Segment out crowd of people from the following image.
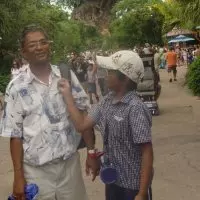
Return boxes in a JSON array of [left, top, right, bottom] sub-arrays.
[[134, 43, 200, 83], [10, 42, 200, 101]]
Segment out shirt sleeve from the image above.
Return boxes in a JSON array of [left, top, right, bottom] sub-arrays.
[[129, 103, 152, 144], [0, 85, 24, 138], [70, 70, 90, 111]]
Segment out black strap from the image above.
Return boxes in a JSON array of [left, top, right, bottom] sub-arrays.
[[59, 62, 71, 83]]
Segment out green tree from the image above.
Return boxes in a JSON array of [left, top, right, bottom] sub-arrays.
[[56, 0, 117, 31], [110, 0, 164, 47], [176, 0, 200, 28], [155, 0, 200, 31], [0, 0, 102, 65], [154, 0, 182, 33]]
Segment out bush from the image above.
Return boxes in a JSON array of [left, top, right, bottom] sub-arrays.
[[0, 75, 10, 93], [187, 57, 200, 96]]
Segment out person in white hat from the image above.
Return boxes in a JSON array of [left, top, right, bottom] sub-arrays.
[[58, 50, 154, 200]]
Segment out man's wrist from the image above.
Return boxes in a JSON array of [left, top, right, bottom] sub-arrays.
[[87, 145, 95, 150], [138, 190, 148, 197], [87, 148, 98, 159], [14, 168, 24, 178], [87, 149, 104, 159], [63, 93, 74, 105]]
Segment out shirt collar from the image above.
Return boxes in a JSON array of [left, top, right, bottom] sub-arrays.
[[26, 64, 61, 84], [109, 91, 136, 104]]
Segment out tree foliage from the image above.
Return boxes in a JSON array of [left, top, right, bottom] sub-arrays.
[[177, 0, 200, 28], [187, 57, 200, 96], [1, 0, 199, 62], [0, 0, 101, 65], [155, 0, 200, 31], [110, 0, 164, 47]]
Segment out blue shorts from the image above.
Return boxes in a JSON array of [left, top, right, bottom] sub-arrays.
[[106, 184, 152, 200]]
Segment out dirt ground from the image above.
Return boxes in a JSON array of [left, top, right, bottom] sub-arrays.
[[0, 66, 200, 199]]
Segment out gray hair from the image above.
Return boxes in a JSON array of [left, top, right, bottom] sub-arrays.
[[20, 24, 49, 48]]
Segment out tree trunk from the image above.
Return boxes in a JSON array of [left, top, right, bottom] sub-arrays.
[[72, 0, 117, 35]]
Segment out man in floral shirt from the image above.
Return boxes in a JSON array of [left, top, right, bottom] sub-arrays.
[[0, 25, 98, 200]]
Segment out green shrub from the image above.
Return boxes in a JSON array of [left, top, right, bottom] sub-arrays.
[[187, 57, 200, 96], [0, 75, 10, 93]]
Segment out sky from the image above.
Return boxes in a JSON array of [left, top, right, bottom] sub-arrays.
[[50, 0, 72, 13]]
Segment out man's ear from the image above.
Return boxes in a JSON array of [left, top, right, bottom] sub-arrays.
[[20, 48, 27, 60]]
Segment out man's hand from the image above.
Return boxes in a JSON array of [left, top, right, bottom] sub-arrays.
[[10, 138, 26, 200], [85, 155, 100, 181], [58, 78, 72, 97], [13, 174, 26, 200], [134, 193, 147, 200]]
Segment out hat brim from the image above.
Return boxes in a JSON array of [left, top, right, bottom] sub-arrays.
[[96, 56, 119, 70]]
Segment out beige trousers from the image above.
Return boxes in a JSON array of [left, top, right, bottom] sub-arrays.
[[24, 152, 88, 200]]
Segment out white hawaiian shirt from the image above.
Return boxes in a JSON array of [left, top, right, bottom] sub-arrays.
[[0, 65, 90, 166]]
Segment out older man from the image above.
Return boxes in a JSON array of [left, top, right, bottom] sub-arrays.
[[0, 25, 98, 200]]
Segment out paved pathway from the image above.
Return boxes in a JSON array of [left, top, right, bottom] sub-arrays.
[[0, 67, 200, 199]]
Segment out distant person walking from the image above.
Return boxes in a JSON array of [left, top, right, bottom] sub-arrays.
[[175, 46, 182, 67], [154, 49, 161, 82], [159, 49, 166, 69], [97, 65, 108, 96], [87, 60, 99, 104], [182, 49, 188, 67], [166, 47, 177, 82]]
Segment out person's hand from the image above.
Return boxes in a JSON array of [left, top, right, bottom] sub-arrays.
[[134, 193, 147, 200], [85, 155, 100, 181], [58, 78, 72, 97], [13, 175, 26, 200]]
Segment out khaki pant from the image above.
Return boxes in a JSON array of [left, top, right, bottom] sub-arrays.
[[24, 152, 88, 200]]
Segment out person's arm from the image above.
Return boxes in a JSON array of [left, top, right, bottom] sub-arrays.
[[58, 79, 101, 132], [79, 111, 100, 181], [64, 92, 94, 132], [129, 105, 153, 199], [80, 111, 95, 150], [1, 86, 26, 199], [10, 138, 24, 173], [10, 138, 26, 199], [137, 143, 153, 198]]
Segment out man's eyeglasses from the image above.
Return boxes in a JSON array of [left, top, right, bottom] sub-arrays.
[[26, 40, 52, 49]]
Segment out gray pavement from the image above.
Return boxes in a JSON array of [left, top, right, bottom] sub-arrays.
[[0, 66, 200, 199]]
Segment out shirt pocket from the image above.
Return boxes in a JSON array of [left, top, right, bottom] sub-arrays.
[[111, 115, 129, 141]]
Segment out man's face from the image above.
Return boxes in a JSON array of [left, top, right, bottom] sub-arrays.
[[22, 31, 50, 65]]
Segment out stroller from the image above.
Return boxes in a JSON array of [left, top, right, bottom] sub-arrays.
[[137, 54, 161, 116]]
